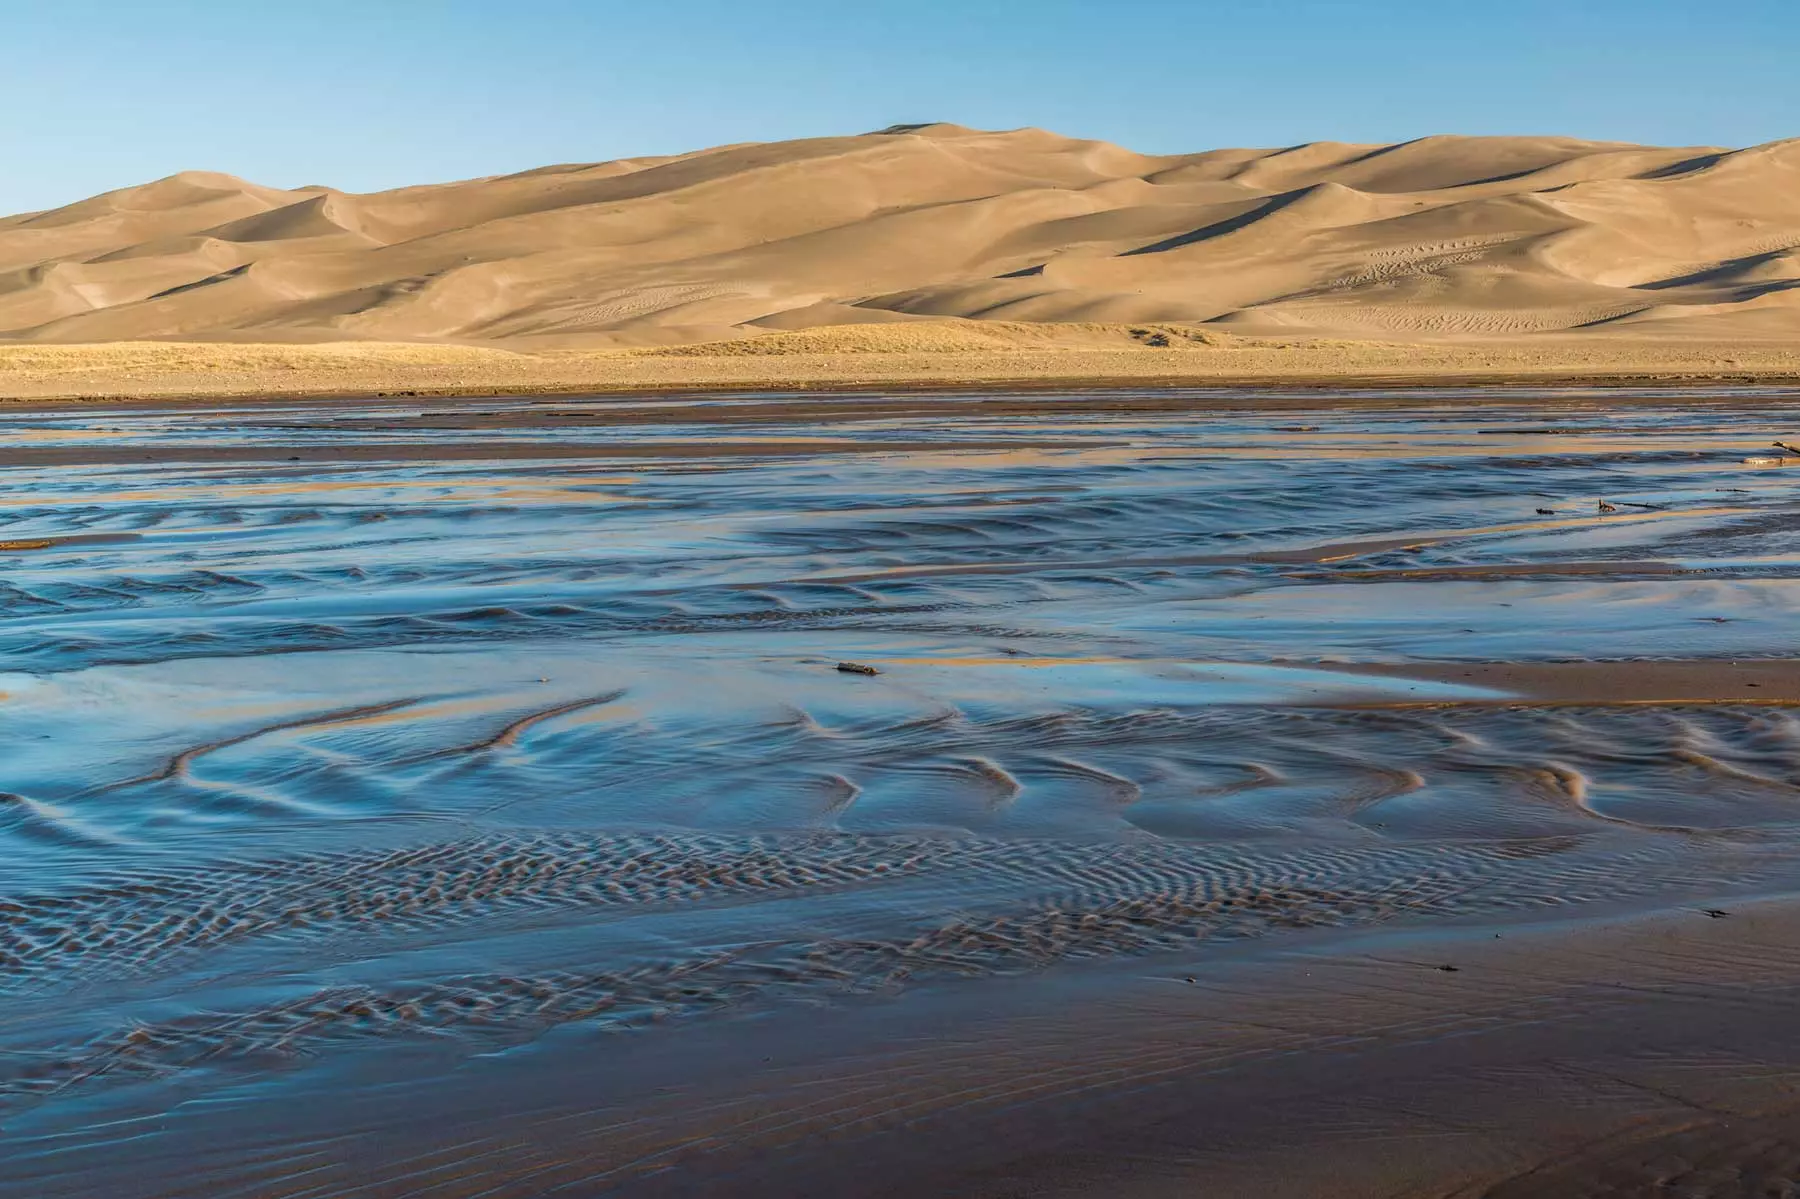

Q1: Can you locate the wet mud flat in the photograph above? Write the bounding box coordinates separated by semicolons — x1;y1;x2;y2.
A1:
7;386;1800;1195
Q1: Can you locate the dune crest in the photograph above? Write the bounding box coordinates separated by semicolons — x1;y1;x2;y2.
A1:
3;125;1798;347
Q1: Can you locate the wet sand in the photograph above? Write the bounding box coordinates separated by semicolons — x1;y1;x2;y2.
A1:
15;900;1800;1198
1339;657;1800;705
8;386;1800;1196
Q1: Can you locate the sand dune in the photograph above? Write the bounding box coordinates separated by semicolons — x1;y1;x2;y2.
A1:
3;123;1798;349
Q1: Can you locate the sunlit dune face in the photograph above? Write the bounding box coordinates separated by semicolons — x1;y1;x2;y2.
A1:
2;129;1797;348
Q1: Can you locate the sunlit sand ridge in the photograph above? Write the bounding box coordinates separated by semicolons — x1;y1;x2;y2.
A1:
6;125;1800;345
2;124;1799;400
8;388;1800;1194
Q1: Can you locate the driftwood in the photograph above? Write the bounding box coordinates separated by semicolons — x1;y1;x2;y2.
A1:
835;661;881;676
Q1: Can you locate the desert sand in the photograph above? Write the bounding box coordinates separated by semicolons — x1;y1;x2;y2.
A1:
2;327;1799;403
9;124;1800;1198
2;123;1797;399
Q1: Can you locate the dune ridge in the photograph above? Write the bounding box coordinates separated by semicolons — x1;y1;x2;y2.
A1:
3;123;1798;355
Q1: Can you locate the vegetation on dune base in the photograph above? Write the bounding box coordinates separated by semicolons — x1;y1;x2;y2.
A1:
0;321;1338;375
0;321;1793;402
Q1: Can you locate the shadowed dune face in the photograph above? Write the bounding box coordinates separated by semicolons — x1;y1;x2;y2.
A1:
1;124;1798;347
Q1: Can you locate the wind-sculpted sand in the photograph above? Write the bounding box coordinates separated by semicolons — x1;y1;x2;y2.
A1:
4;124;1800;349
10;388;1800;1195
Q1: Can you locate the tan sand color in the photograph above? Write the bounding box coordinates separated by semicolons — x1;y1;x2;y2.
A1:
2;124;1798;399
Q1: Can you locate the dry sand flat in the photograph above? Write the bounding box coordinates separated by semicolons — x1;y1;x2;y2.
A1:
2;329;1799;403
1;124;1798;398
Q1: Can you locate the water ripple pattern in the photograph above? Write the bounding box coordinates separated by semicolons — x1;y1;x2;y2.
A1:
6;387;1800;1117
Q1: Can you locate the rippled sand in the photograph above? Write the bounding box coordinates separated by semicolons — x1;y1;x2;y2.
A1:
8;387;1800;1196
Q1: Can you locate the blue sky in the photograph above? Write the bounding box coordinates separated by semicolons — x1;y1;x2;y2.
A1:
4;0;1795;214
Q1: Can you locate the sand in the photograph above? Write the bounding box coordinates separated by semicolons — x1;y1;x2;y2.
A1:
1338;657;1800;705
9;120;1800;1195
2;123;1798;401
17;899;1800;1198
2;327;1799;402
9;389;1800;1195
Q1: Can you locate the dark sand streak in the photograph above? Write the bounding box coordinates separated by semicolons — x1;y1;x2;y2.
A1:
86;697;427;792
464;691;629;753
0;437;1112;469
1329;659;1800;706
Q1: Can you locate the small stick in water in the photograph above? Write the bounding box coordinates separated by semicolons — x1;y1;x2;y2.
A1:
836;661;881;676
1773;441;1800;457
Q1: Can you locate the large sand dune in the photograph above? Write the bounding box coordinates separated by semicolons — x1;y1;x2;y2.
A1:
4;123;1798;349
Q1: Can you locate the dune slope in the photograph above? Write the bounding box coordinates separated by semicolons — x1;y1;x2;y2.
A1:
3;124;1798;347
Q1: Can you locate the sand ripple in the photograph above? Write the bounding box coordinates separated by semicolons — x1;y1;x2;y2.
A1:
8;389;1800;1133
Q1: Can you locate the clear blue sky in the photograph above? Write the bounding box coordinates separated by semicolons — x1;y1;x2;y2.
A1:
5;0;1795;214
